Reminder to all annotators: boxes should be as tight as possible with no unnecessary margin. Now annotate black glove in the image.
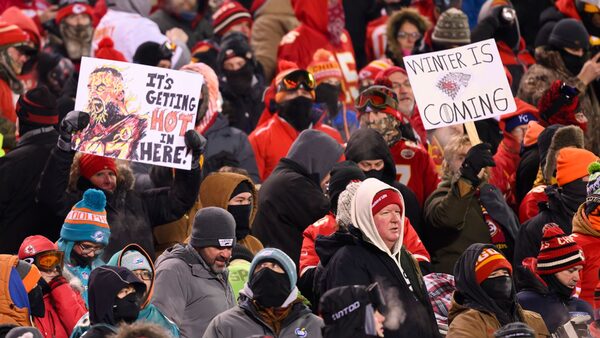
[184,129,207,169]
[57,110,89,152]
[460,143,496,186]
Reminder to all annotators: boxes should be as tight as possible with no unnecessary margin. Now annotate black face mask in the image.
[249,268,291,308]
[224,63,254,95]
[315,83,341,117]
[560,179,588,214]
[559,49,586,76]
[542,274,574,301]
[28,285,45,317]
[481,276,514,301]
[71,249,95,267]
[279,96,314,131]
[364,169,384,181]
[228,204,252,240]
[113,292,140,324]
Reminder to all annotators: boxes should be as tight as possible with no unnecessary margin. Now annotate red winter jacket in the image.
[249,114,343,181]
[299,212,430,276]
[519,185,548,223]
[34,277,87,338]
[390,139,440,207]
[572,206,600,305]
[277,0,359,103]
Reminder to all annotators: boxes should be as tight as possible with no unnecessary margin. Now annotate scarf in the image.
[573,204,600,236]
[253,298,302,334]
[327,0,345,47]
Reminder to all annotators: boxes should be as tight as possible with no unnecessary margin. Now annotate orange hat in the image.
[474,247,512,285]
[556,148,599,186]
[306,49,343,85]
[523,121,545,147]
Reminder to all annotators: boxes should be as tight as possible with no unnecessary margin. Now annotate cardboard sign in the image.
[74,57,202,169]
[403,39,516,130]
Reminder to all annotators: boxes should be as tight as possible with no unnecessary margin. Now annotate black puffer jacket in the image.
[36,147,201,260]
[317,227,440,338]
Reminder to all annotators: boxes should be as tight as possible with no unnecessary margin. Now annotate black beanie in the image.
[36,52,61,79]
[549,18,590,51]
[328,161,366,214]
[133,41,172,66]
[230,181,252,199]
[16,86,58,129]
[232,243,254,262]
[217,35,254,70]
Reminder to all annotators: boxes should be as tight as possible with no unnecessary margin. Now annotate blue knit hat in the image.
[60,189,110,245]
[249,248,297,290]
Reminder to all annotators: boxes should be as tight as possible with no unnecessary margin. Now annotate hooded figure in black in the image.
[252,129,344,267]
[320,283,387,338]
[218,33,266,134]
[447,243,550,337]
[84,265,147,337]
[345,127,425,237]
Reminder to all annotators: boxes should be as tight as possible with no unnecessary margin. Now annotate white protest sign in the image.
[74,57,203,170]
[403,39,516,130]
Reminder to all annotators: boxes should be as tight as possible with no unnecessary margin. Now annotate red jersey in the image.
[390,139,440,207]
[278,0,359,104]
[249,114,343,181]
[365,15,388,63]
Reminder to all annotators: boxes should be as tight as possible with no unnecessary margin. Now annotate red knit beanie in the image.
[0,21,29,46]
[79,154,117,180]
[371,189,403,216]
[211,0,252,37]
[95,37,127,62]
[474,247,512,284]
[536,224,584,275]
[55,3,94,25]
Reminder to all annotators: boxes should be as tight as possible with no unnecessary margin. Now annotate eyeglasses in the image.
[25,251,64,272]
[396,31,422,40]
[78,243,104,256]
[277,70,316,93]
[133,270,153,281]
[356,86,399,112]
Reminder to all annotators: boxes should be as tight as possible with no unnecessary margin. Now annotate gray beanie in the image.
[190,207,236,248]
[336,181,362,229]
[432,8,471,46]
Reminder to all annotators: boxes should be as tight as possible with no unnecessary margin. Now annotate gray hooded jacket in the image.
[152,244,236,338]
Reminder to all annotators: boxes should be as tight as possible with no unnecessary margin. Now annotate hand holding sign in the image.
[403,39,516,133]
[57,110,90,152]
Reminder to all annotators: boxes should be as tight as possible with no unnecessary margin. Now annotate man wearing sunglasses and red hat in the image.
[249,64,343,181]
[356,85,440,207]
[18,235,87,338]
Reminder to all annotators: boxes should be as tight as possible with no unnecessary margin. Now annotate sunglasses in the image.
[78,242,104,256]
[277,70,316,92]
[397,31,422,40]
[25,251,64,272]
[356,86,399,112]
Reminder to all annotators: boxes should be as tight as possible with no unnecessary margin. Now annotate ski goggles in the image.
[24,251,64,272]
[583,3,600,13]
[277,70,316,92]
[356,85,399,112]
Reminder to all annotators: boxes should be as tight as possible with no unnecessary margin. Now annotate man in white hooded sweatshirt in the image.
[321,178,441,338]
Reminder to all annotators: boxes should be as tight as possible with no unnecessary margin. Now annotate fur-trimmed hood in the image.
[543,125,584,183]
[67,153,135,195]
[386,7,431,64]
